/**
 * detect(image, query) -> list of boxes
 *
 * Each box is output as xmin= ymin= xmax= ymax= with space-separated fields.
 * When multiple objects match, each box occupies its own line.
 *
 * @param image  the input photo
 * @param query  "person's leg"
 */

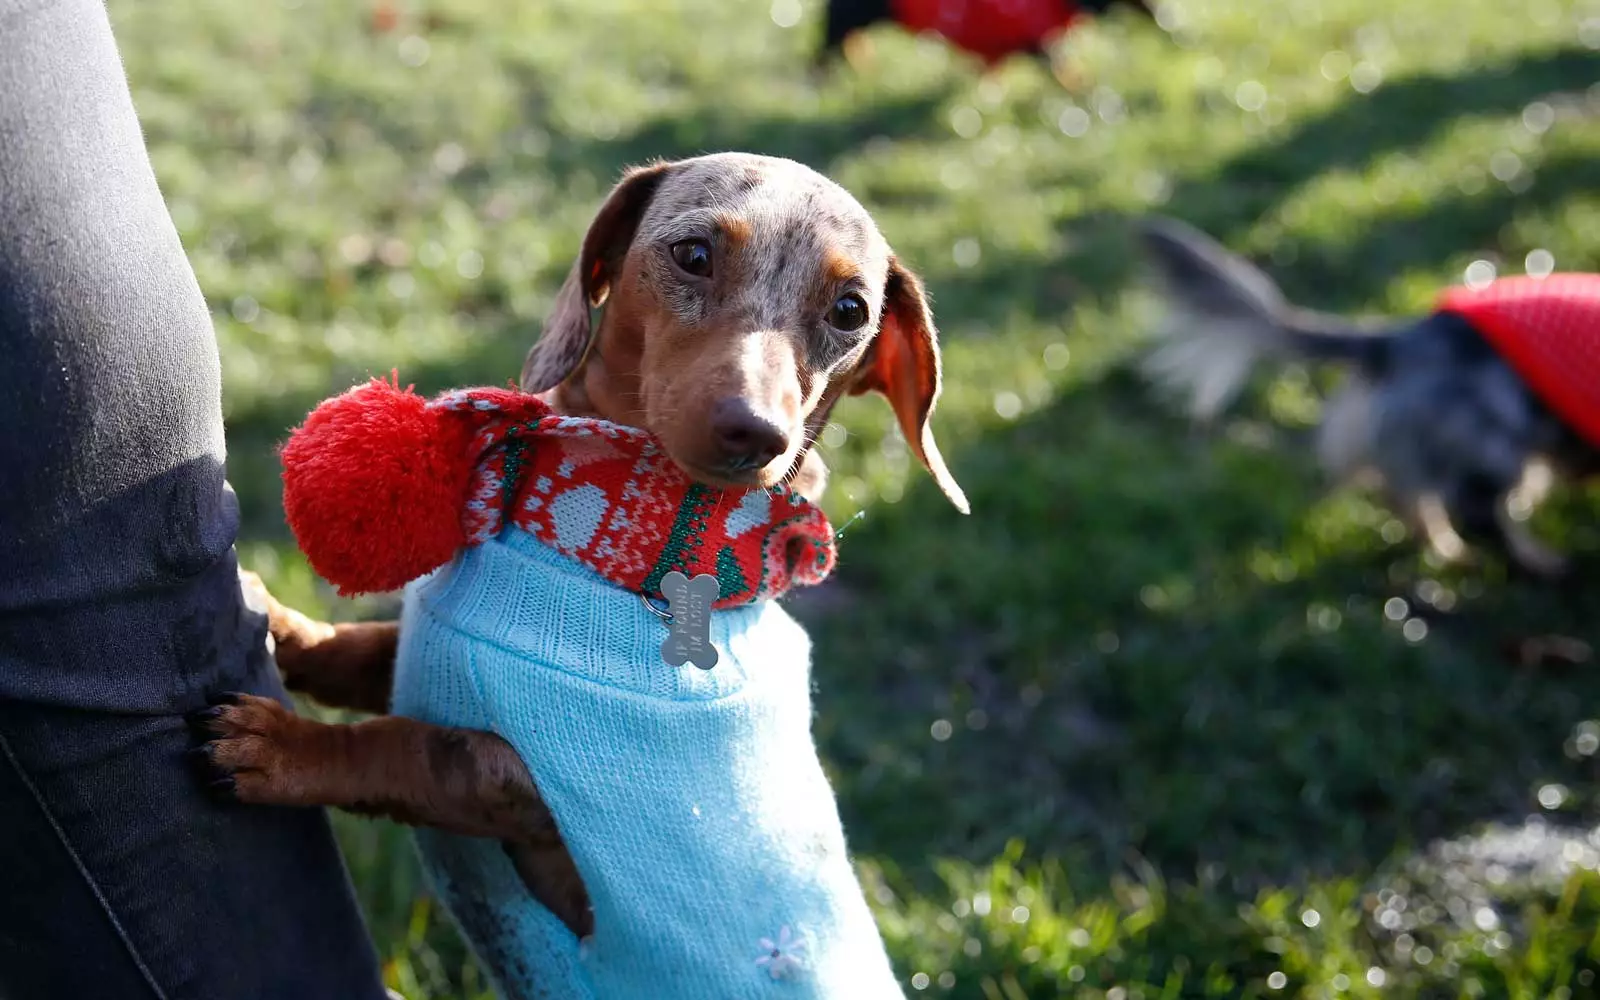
xmin=0 ymin=0 xmax=386 ymax=995
xmin=0 ymin=696 xmax=388 ymax=1000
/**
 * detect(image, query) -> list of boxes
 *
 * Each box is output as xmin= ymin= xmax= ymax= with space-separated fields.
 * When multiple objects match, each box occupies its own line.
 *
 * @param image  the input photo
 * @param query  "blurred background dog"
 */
xmin=817 ymin=0 xmax=1155 ymax=84
xmin=1138 ymin=216 xmax=1596 ymax=578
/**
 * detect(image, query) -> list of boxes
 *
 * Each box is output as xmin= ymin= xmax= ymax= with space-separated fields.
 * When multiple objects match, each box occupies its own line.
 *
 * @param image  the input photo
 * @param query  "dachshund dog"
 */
xmin=1136 ymin=216 xmax=1597 ymax=577
xmin=191 ymin=152 xmax=967 ymax=942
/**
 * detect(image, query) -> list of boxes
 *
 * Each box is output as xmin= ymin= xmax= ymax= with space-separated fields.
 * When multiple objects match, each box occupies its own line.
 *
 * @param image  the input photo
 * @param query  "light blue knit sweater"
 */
xmin=390 ymin=525 xmax=905 ymax=999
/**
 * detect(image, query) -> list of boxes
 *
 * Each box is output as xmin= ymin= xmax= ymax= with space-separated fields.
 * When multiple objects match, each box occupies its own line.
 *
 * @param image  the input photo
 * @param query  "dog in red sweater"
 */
xmin=1138 ymin=216 xmax=1600 ymax=578
xmin=818 ymin=0 xmax=1156 ymax=79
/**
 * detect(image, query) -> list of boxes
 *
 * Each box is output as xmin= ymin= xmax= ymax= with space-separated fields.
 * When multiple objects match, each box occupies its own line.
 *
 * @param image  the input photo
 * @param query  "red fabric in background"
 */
xmin=890 ymin=0 xmax=1083 ymax=62
xmin=1438 ymin=274 xmax=1600 ymax=449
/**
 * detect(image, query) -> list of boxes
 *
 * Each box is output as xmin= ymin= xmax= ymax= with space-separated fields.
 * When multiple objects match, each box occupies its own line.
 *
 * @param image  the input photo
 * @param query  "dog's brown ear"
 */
xmin=521 ymin=161 xmax=677 ymax=393
xmin=850 ymin=258 xmax=969 ymax=513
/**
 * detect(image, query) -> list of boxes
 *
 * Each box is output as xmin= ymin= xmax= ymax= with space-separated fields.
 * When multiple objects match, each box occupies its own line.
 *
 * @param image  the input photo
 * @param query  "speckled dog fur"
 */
xmin=194 ymin=153 xmax=969 ymax=948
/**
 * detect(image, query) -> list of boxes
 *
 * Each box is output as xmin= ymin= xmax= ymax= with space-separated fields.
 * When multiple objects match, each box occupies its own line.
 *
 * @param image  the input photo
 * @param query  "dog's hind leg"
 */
xmin=1316 ymin=379 xmax=1380 ymax=484
xmin=503 ymin=839 xmax=592 ymax=939
xmin=1493 ymin=458 xmax=1568 ymax=579
xmin=1430 ymin=455 xmax=1566 ymax=579
xmin=1409 ymin=492 xmax=1470 ymax=564
xmin=1494 ymin=504 xmax=1568 ymax=578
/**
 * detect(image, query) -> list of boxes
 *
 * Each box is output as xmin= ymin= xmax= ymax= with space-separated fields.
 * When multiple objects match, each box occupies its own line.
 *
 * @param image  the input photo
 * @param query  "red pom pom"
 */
xmin=281 ymin=377 xmax=476 ymax=595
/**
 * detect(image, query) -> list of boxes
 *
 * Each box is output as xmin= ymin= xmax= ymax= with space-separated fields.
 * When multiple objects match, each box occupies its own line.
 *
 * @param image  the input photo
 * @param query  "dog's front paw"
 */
xmin=186 ymin=693 xmax=318 ymax=805
xmin=237 ymin=568 xmax=272 ymax=611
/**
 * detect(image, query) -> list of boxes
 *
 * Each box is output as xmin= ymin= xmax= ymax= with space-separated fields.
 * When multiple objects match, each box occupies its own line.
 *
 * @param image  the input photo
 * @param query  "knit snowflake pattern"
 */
xmin=430 ymin=387 xmax=836 ymax=607
xmin=755 ymin=925 xmax=809 ymax=981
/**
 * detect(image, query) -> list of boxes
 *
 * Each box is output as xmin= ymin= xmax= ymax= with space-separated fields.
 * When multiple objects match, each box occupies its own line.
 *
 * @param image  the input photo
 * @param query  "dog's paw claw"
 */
xmin=185 ymin=741 xmax=234 ymax=796
xmin=186 ymin=706 xmax=223 ymax=728
xmin=182 ymin=694 xmax=303 ymax=806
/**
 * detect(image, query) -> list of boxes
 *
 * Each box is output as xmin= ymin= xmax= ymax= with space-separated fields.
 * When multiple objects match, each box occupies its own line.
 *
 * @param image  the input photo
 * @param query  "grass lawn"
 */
xmin=108 ymin=0 xmax=1600 ymax=996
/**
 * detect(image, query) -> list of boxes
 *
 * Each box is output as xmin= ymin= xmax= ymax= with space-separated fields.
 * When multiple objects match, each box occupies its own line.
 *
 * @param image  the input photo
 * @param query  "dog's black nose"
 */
xmin=710 ymin=399 xmax=789 ymax=472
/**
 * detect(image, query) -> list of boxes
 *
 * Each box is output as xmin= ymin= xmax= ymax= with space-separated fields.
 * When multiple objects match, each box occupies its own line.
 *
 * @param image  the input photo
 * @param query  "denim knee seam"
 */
xmin=0 ymin=730 xmax=169 ymax=1000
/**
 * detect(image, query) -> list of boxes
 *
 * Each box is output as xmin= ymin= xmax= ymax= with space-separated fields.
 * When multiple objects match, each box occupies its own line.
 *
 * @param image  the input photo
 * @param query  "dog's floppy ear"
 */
xmin=521 ymin=161 xmax=677 ymax=393
xmin=850 ymin=258 xmax=969 ymax=513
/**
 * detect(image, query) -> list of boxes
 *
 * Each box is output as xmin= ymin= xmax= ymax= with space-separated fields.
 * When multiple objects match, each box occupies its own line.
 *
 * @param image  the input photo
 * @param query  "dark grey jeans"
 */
xmin=0 ymin=0 xmax=387 ymax=996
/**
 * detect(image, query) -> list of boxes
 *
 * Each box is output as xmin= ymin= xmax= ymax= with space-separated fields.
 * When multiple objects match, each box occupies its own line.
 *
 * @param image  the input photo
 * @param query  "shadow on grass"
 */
xmin=536 ymin=86 xmax=962 ymax=184
xmin=1161 ymin=45 xmax=1600 ymax=243
xmin=1283 ymin=148 xmax=1600 ymax=305
xmin=804 ymin=366 xmax=1600 ymax=899
xmin=973 ymin=46 xmax=1600 ymax=325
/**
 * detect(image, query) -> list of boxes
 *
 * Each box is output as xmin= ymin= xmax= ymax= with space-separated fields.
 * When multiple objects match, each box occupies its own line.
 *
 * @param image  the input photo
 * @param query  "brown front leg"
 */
xmin=187 ymin=693 xmax=590 ymax=936
xmin=241 ymin=570 xmax=398 ymax=714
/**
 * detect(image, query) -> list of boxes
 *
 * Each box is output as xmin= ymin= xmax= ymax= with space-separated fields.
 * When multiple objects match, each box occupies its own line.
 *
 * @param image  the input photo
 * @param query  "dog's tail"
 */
xmin=1135 ymin=216 xmax=1396 ymax=422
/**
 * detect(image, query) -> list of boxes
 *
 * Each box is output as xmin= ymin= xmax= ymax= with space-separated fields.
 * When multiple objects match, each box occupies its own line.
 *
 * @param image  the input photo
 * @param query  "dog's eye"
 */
xmin=827 ymin=293 xmax=869 ymax=332
xmin=669 ymin=239 xmax=713 ymax=278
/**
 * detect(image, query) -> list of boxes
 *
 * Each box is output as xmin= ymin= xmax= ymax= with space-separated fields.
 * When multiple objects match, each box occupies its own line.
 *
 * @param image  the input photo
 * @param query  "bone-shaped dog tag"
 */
xmin=659 ymin=571 xmax=719 ymax=670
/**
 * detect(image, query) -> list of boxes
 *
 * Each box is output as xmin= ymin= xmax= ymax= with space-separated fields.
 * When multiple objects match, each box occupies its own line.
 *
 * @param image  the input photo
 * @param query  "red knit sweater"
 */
xmin=1437 ymin=274 xmax=1600 ymax=448
xmin=891 ymin=0 xmax=1086 ymax=62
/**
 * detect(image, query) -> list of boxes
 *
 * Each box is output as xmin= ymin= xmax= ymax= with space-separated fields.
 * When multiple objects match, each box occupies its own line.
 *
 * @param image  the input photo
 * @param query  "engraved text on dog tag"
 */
xmin=659 ymin=571 xmax=720 ymax=670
